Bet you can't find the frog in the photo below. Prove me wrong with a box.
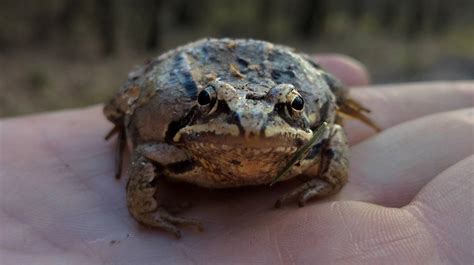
[103,38,379,238]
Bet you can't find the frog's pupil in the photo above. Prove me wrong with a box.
[291,96,304,110]
[198,90,211,105]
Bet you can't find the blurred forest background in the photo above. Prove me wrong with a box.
[0,0,473,117]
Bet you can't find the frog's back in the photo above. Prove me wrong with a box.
[163,38,333,98]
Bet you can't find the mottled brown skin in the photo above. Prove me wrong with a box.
[104,38,378,238]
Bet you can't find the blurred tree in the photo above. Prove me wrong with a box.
[145,0,162,51]
[58,0,81,38]
[296,0,327,39]
[405,0,425,38]
[174,0,201,27]
[123,0,162,51]
[96,0,116,55]
[347,0,365,22]
[378,0,399,30]
[31,3,56,44]
[432,0,452,33]
[0,0,470,57]
[257,0,274,39]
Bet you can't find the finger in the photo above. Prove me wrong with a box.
[346,81,474,145]
[339,108,473,207]
[267,201,439,264]
[313,54,370,86]
[405,155,474,264]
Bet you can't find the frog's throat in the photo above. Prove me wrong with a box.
[270,121,328,186]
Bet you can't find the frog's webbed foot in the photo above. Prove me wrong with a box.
[275,125,349,208]
[127,146,202,238]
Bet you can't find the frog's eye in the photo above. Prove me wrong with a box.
[198,90,211,105]
[198,86,216,106]
[287,92,305,114]
[291,95,304,111]
[197,86,218,114]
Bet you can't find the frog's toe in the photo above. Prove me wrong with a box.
[137,207,203,238]
[153,218,182,238]
[275,179,333,208]
[275,185,306,208]
[298,183,331,207]
[158,208,204,231]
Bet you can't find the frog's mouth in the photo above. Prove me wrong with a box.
[172,122,313,182]
[173,122,313,149]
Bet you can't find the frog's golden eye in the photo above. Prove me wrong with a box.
[198,86,216,106]
[285,91,305,118]
[291,95,304,111]
[287,92,304,115]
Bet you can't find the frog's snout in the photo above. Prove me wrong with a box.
[235,110,267,137]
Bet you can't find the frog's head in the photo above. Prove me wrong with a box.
[172,79,317,181]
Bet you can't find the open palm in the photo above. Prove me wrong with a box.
[1,56,472,264]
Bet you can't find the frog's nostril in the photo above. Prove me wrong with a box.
[238,112,267,137]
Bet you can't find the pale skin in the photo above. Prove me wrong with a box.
[1,55,473,264]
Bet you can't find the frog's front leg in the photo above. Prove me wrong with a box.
[127,144,202,238]
[276,124,349,207]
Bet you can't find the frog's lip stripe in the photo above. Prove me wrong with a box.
[187,142,299,154]
[174,124,312,149]
[172,123,240,142]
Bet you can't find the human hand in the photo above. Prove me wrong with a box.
[1,55,472,264]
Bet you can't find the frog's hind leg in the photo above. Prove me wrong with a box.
[275,124,349,207]
[127,146,203,238]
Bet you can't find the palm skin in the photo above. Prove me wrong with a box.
[0,55,472,264]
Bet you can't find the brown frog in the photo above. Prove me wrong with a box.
[104,38,379,238]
